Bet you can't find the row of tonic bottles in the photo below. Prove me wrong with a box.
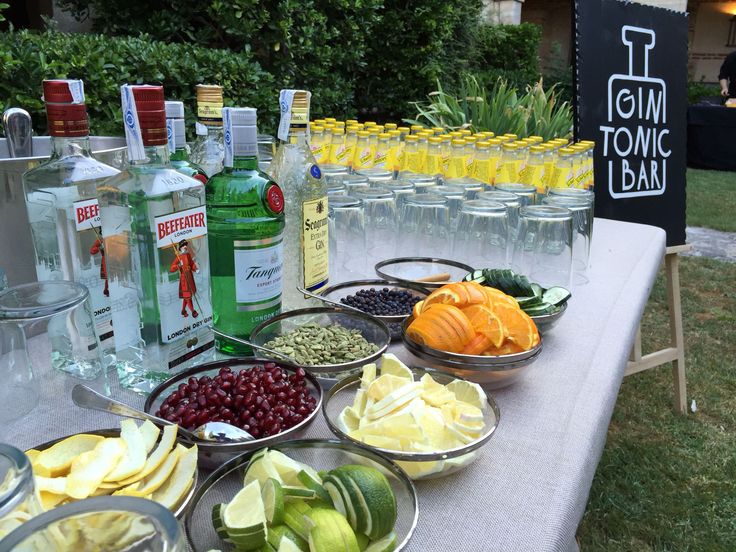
[308,121,595,191]
[22,80,325,393]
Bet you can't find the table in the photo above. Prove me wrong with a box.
[687,104,736,171]
[0,217,666,552]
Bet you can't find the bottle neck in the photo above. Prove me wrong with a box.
[170,147,189,162]
[130,144,171,167]
[50,135,92,158]
[226,155,260,171]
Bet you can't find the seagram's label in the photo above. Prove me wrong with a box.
[302,197,329,292]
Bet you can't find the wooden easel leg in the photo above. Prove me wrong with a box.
[629,325,642,363]
[665,253,687,413]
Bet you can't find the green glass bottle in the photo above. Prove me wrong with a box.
[165,101,208,184]
[206,107,286,355]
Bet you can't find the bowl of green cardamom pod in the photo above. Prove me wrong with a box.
[249,307,391,380]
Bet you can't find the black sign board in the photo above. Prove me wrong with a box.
[574,0,688,246]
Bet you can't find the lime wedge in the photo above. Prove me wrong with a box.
[268,525,308,552]
[263,478,285,525]
[245,450,283,487]
[223,480,267,545]
[211,503,232,543]
[297,470,332,505]
[283,486,317,499]
[278,536,303,552]
[365,531,398,552]
[283,500,312,540]
[306,508,360,552]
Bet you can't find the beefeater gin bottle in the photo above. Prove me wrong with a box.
[97,85,214,394]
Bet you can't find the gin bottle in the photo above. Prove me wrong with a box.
[97,85,214,393]
[190,84,225,178]
[165,100,208,184]
[207,108,285,355]
[269,90,329,310]
[23,79,119,360]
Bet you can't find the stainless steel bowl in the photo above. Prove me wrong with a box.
[249,307,391,380]
[531,301,568,334]
[184,439,419,551]
[400,317,543,389]
[322,366,500,480]
[375,257,474,289]
[32,428,197,518]
[144,357,323,469]
[319,279,430,341]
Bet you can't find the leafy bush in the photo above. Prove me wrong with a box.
[406,75,572,140]
[543,41,573,104]
[687,81,722,105]
[0,29,274,136]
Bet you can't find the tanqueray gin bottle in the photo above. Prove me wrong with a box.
[97,84,214,394]
[23,79,119,362]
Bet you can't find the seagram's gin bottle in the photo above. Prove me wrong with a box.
[207,108,285,355]
[269,90,329,310]
[23,79,120,360]
[165,100,208,184]
[190,84,225,178]
[97,85,214,393]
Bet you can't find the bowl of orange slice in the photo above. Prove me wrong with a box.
[400,280,542,389]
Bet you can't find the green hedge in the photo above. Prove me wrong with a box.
[468,23,542,90]
[0,29,274,136]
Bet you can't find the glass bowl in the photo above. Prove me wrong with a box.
[400,318,543,390]
[144,357,323,469]
[322,366,500,480]
[32,429,198,518]
[249,307,390,380]
[319,279,430,341]
[0,496,186,551]
[184,439,419,551]
[375,257,474,289]
[531,301,568,334]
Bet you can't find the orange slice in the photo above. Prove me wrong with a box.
[490,302,538,351]
[412,300,425,318]
[461,334,492,355]
[483,341,525,356]
[460,281,489,305]
[407,304,475,353]
[460,304,506,348]
[423,285,464,310]
[481,286,518,309]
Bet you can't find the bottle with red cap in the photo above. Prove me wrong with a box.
[97,84,214,393]
[206,107,285,355]
[22,79,120,365]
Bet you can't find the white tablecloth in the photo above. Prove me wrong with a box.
[0,217,666,552]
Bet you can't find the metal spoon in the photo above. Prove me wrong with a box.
[296,286,365,314]
[71,384,254,443]
[212,328,299,364]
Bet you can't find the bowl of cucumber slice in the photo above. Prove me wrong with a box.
[462,269,571,334]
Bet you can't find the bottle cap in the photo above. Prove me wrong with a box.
[397,127,410,133]
[428,136,442,144]
[228,107,257,126]
[357,130,370,137]
[379,132,391,139]
[530,145,545,153]
[43,80,88,137]
[559,147,575,155]
[43,79,85,104]
[196,84,223,125]
[332,128,343,135]
[502,142,518,150]
[223,107,258,165]
[165,101,185,119]
[130,85,167,146]
[451,139,465,146]
[404,135,418,142]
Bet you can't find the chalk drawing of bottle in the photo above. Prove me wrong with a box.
[606,25,668,199]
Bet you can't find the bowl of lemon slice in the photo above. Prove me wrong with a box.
[322,353,500,480]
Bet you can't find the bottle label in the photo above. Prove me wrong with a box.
[549,166,574,189]
[120,85,145,162]
[166,119,176,153]
[234,238,283,306]
[71,197,113,343]
[424,154,442,175]
[374,148,389,168]
[302,197,329,291]
[473,160,491,184]
[197,102,223,124]
[154,205,213,344]
[519,164,545,192]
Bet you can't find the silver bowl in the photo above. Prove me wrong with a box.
[319,279,430,341]
[184,439,419,551]
[32,429,197,518]
[249,307,391,379]
[531,301,568,334]
[144,357,322,469]
[400,317,543,389]
[375,257,474,289]
[323,366,500,480]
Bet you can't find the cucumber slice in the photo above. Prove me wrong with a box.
[530,283,544,298]
[524,304,560,316]
[516,295,543,308]
[542,287,571,306]
[514,274,534,297]
[463,270,485,283]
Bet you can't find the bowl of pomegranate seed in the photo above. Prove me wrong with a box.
[144,357,323,468]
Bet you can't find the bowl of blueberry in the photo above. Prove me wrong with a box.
[144,357,322,468]
[319,279,430,340]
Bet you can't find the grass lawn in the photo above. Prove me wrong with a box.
[686,168,736,232]
[578,169,736,550]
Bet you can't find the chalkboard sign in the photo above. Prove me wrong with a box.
[574,0,687,246]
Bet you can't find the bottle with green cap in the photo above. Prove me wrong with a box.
[165,101,208,184]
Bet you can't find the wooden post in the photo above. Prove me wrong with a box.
[625,245,690,413]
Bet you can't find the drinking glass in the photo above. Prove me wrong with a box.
[452,200,509,269]
[397,194,451,258]
[0,445,42,539]
[398,172,439,194]
[355,168,393,186]
[328,196,366,281]
[542,195,593,285]
[339,174,370,194]
[320,163,349,182]
[443,176,484,199]
[354,188,398,267]
[511,205,573,289]
[494,183,536,206]
[429,185,466,226]
[477,190,522,262]
[384,179,416,211]
[327,180,347,196]
[0,496,186,551]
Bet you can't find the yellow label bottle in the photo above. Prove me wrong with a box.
[549,148,575,188]
[343,127,359,169]
[446,139,468,178]
[309,124,328,164]
[440,135,452,175]
[352,131,374,170]
[328,128,347,165]
[424,136,443,175]
[471,141,492,184]
[464,136,478,176]
[373,133,392,169]
[495,142,522,184]
[519,145,547,193]
[542,143,557,189]
[402,135,423,173]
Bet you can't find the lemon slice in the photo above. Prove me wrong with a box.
[379,354,413,380]
[126,444,183,496]
[367,374,410,401]
[364,383,421,420]
[35,475,67,495]
[138,421,160,455]
[104,419,147,482]
[352,389,368,416]
[38,490,65,510]
[117,425,177,486]
[360,363,377,389]
[396,459,446,479]
[337,407,361,434]
[452,402,485,424]
[36,434,104,477]
[151,444,197,509]
[445,379,487,410]
[419,373,456,407]
[65,438,127,499]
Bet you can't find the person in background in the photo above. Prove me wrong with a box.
[719,50,736,99]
